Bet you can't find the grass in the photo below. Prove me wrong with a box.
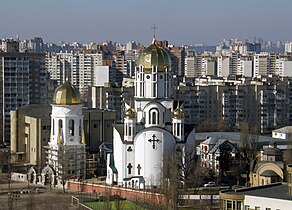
[83,200,145,210]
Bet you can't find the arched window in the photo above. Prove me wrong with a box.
[58,119,63,130]
[69,119,74,136]
[79,120,82,136]
[149,108,159,125]
[152,112,157,124]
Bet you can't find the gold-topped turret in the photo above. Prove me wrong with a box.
[124,108,136,119]
[52,81,82,105]
[173,106,184,119]
[137,39,171,73]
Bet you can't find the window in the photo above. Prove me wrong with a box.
[152,112,157,124]
[79,120,82,136]
[93,124,97,128]
[149,108,159,125]
[58,119,63,131]
[69,119,74,136]
[128,125,131,136]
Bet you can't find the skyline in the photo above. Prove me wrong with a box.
[1,0,292,45]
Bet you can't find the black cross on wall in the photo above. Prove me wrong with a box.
[137,164,141,175]
[148,134,160,149]
[127,163,133,174]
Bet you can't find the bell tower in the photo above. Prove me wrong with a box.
[47,81,86,187]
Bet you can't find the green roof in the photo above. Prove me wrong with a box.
[109,154,118,173]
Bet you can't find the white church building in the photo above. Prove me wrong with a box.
[38,81,86,187]
[106,39,196,189]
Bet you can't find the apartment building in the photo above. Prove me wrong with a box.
[0,40,48,144]
[88,85,135,122]
[177,76,292,133]
[46,51,104,101]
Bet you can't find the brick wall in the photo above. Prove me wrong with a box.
[67,181,167,205]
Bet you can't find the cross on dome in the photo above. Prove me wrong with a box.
[151,24,158,40]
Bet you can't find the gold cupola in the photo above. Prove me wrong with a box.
[124,108,136,118]
[173,106,184,119]
[137,39,171,73]
[52,81,82,105]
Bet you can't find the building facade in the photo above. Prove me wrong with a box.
[0,40,48,144]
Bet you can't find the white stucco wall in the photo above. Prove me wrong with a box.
[244,195,292,210]
[134,128,176,187]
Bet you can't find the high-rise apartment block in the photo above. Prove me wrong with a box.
[0,39,47,143]
[46,51,104,100]
[176,76,292,133]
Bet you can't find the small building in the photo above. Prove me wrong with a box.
[220,182,292,210]
[199,136,240,172]
[250,141,284,187]
[272,126,292,140]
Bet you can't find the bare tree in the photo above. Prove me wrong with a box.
[161,146,209,210]
[239,122,259,185]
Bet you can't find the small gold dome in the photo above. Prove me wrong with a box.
[52,81,82,105]
[124,108,136,118]
[137,39,171,73]
[173,107,184,119]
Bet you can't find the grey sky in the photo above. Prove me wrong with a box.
[1,0,291,45]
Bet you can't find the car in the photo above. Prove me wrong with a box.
[203,182,216,187]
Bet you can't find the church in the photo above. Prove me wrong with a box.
[29,81,87,188]
[106,39,196,189]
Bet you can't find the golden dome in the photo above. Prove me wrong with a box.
[173,107,184,119]
[52,81,82,105]
[137,39,171,73]
[124,108,136,118]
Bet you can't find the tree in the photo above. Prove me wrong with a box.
[239,122,259,185]
[161,146,209,209]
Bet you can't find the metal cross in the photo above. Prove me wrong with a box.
[151,24,158,39]
[148,134,160,149]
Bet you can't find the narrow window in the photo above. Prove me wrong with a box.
[58,119,63,130]
[152,112,157,124]
[129,125,131,136]
[79,120,82,136]
[69,119,74,136]
[177,123,180,136]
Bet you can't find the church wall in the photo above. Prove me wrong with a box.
[134,129,176,187]
[113,128,125,184]
[125,144,135,177]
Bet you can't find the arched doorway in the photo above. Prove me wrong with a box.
[41,165,56,187]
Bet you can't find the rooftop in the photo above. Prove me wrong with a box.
[221,183,292,201]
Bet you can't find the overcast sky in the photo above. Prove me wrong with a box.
[1,0,291,45]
